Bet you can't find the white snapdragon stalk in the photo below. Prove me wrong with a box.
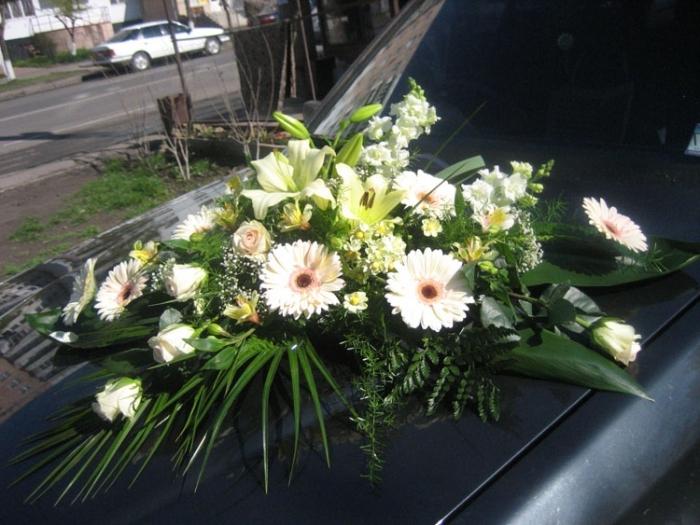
[92,377,143,422]
[148,324,196,363]
[164,264,207,302]
[232,220,272,259]
[366,116,392,141]
[591,318,642,365]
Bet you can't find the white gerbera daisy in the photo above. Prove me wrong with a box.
[395,170,456,219]
[261,240,345,319]
[386,248,475,332]
[171,205,218,241]
[582,197,648,252]
[95,260,148,321]
[62,257,98,325]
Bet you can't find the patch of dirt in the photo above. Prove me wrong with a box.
[0,166,100,271]
[0,161,227,275]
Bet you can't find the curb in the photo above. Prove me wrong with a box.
[0,139,154,194]
[0,69,101,103]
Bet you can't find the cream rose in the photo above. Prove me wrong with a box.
[232,220,272,258]
[92,377,143,422]
[164,264,207,302]
[148,324,196,363]
[591,318,642,365]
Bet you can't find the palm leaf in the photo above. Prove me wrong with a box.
[297,343,331,467]
[286,346,302,484]
[261,349,284,493]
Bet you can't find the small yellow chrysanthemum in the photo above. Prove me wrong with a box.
[343,291,368,313]
[421,217,443,237]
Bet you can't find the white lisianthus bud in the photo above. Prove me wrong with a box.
[164,264,207,301]
[92,377,143,422]
[232,220,272,259]
[148,324,196,363]
[591,318,642,365]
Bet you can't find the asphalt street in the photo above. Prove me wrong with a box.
[0,49,242,177]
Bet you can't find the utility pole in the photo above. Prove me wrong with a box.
[161,0,189,100]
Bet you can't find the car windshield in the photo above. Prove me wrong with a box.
[107,28,140,43]
[312,0,700,155]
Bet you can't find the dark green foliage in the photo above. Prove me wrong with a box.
[387,327,516,421]
[345,333,403,484]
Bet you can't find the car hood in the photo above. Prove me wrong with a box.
[1,1,699,523]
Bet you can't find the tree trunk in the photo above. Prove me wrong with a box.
[0,19,15,81]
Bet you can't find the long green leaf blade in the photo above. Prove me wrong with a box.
[261,349,283,493]
[297,344,331,467]
[500,329,651,400]
[287,347,302,485]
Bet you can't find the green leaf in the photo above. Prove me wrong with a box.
[186,336,229,353]
[499,329,651,400]
[547,298,577,326]
[159,308,182,330]
[101,348,150,375]
[161,239,190,251]
[196,347,276,489]
[286,346,302,484]
[435,155,485,185]
[562,286,602,315]
[524,229,700,287]
[26,309,61,335]
[304,341,358,418]
[297,344,331,467]
[202,344,238,370]
[261,349,283,493]
[480,296,514,328]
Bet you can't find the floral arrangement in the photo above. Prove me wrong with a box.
[19,82,699,503]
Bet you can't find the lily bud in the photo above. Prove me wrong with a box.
[349,103,383,123]
[336,132,364,166]
[273,111,310,139]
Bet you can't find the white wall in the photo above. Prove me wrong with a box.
[4,0,123,41]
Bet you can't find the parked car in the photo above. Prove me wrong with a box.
[91,21,230,72]
[1,1,699,524]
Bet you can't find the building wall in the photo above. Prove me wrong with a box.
[41,21,115,52]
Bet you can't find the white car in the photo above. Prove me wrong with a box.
[91,21,229,72]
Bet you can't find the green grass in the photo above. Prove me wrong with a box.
[14,49,92,68]
[3,154,224,278]
[0,71,83,93]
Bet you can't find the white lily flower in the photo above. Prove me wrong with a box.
[336,163,404,225]
[242,140,335,219]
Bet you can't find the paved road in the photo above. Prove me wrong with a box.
[0,49,242,176]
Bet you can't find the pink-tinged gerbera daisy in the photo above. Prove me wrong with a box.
[261,240,344,319]
[385,248,475,332]
[95,260,148,321]
[582,197,648,252]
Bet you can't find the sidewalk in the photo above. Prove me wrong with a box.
[0,60,102,102]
